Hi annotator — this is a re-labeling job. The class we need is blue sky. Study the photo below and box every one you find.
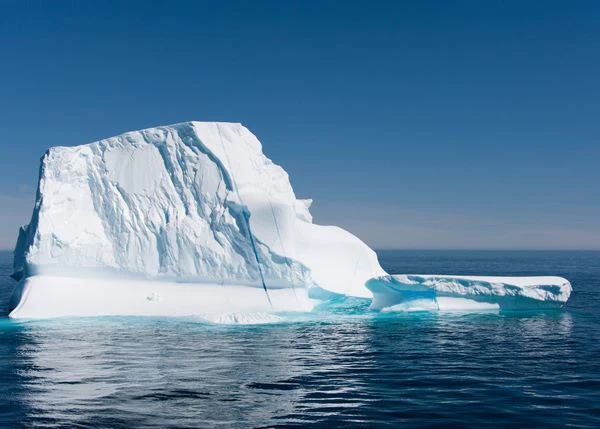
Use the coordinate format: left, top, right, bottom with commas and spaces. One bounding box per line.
0, 1, 599, 250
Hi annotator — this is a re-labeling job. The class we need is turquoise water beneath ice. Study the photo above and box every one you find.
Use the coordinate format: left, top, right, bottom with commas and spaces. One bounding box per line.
1, 250, 599, 428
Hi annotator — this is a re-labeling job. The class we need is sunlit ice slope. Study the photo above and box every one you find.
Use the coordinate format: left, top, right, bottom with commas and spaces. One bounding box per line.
10, 122, 385, 318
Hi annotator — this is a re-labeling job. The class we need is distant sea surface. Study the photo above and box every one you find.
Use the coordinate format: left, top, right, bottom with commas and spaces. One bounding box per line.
1, 250, 599, 428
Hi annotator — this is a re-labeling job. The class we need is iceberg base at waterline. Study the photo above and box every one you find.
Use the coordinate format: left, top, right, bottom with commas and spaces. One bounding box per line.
9, 275, 313, 321
366, 275, 572, 312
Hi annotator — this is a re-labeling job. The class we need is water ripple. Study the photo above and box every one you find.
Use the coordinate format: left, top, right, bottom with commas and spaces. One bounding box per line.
0, 251, 599, 428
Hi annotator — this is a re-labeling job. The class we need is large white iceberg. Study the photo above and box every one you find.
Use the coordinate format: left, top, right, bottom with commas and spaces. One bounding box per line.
10, 121, 385, 318
367, 275, 572, 311
9, 121, 572, 319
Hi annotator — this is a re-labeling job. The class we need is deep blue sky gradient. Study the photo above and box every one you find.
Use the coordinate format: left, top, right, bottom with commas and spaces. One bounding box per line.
1, 1, 599, 249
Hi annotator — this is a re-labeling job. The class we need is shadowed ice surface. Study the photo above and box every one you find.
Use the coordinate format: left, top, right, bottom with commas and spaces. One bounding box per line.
1, 251, 599, 428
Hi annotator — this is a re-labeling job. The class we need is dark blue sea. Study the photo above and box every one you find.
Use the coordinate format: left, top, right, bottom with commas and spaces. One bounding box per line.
1, 250, 599, 428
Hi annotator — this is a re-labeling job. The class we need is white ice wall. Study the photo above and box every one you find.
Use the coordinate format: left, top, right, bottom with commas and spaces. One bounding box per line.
13, 121, 385, 304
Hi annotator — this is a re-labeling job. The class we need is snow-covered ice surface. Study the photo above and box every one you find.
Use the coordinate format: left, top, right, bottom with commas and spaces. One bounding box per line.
367, 275, 572, 312
9, 121, 571, 319
10, 121, 384, 318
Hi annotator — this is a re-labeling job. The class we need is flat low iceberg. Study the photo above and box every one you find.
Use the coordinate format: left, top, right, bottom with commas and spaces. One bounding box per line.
367, 275, 572, 311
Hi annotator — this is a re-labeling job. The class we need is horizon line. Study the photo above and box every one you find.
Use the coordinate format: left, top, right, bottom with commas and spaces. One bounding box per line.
1, 247, 599, 253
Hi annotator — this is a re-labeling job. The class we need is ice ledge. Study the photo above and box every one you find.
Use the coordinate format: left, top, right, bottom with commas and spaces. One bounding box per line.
366, 275, 572, 311
9, 276, 313, 320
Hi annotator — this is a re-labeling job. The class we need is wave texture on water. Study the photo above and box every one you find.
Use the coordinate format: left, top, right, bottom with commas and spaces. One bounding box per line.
1, 251, 599, 428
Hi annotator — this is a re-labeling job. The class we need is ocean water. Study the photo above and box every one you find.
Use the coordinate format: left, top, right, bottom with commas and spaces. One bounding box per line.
1, 250, 599, 428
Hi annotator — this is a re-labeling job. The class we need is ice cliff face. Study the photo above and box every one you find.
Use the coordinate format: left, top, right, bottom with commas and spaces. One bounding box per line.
13, 122, 385, 297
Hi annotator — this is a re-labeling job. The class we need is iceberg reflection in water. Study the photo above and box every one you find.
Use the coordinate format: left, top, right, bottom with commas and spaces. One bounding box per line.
7, 316, 376, 427
1, 309, 583, 429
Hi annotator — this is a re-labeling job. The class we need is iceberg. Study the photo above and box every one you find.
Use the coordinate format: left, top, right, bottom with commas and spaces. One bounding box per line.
367, 275, 572, 312
9, 121, 385, 318
8, 120, 572, 319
